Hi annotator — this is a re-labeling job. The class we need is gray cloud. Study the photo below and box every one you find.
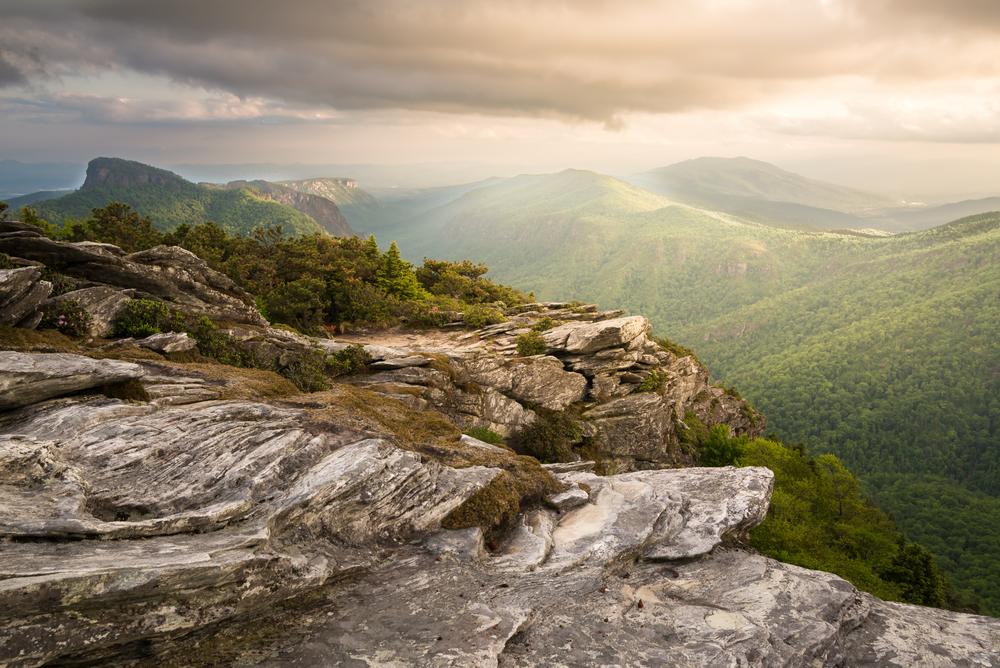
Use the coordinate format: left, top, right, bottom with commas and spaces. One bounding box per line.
0, 1, 999, 125
0, 50, 27, 87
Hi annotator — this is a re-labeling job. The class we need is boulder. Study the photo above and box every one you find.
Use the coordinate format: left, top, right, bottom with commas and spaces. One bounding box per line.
543, 315, 649, 354
456, 354, 587, 411
47, 285, 136, 337
583, 392, 683, 468
370, 354, 432, 370
0, 229, 265, 326
0, 351, 145, 410
0, 267, 51, 328
135, 331, 198, 354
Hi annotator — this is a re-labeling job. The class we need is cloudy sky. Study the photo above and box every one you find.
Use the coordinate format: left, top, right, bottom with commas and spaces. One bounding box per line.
2, 0, 1000, 196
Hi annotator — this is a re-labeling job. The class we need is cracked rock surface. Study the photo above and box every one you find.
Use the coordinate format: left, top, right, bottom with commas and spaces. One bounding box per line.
0, 352, 998, 666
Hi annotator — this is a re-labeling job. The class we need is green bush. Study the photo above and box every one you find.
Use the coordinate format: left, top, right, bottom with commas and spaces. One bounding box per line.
635, 369, 667, 393
464, 304, 506, 328
700, 424, 746, 466
40, 299, 92, 338
515, 330, 547, 356
653, 334, 699, 362
114, 299, 171, 337
281, 349, 331, 392
510, 409, 582, 463
262, 277, 328, 334
465, 426, 505, 445
531, 317, 556, 332
326, 344, 371, 377
184, 315, 252, 367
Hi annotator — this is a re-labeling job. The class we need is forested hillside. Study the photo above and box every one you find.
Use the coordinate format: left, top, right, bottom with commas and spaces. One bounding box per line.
32, 158, 332, 237
350, 172, 1000, 612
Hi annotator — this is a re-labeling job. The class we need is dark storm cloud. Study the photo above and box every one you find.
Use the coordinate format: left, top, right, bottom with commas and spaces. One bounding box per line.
1, 1, 999, 125
0, 50, 27, 87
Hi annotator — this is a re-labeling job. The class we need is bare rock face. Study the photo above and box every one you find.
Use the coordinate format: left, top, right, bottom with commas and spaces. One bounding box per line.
0, 267, 51, 328
47, 285, 137, 337
348, 304, 763, 469
0, 351, 144, 409
0, 223, 265, 326
0, 351, 996, 666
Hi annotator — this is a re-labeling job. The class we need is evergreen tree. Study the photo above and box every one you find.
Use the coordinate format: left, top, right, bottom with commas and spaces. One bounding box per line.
377, 241, 425, 300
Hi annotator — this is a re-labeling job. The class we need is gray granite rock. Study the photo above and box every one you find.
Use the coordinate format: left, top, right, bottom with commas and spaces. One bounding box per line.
0, 351, 144, 409
0, 267, 51, 327
48, 285, 136, 337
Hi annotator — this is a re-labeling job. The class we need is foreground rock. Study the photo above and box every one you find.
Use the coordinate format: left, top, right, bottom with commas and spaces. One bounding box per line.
0, 352, 996, 666
0, 267, 51, 329
0, 221, 265, 326
0, 350, 144, 409
351, 304, 764, 470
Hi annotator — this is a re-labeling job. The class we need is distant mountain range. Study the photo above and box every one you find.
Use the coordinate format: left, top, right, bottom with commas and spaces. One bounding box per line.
17, 158, 355, 237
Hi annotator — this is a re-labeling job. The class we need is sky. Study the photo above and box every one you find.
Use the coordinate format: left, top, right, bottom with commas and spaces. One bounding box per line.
1, 0, 1000, 197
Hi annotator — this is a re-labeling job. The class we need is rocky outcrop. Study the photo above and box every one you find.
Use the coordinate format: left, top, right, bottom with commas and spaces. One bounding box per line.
45, 285, 136, 337
350, 303, 763, 469
0, 351, 995, 666
221, 179, 355, 237
0, 350, 144, 409
0, 222, 266, 326
0, 267, 51, 328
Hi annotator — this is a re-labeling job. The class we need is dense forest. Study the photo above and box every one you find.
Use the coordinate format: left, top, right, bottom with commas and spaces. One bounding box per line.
0, 198, 972, 613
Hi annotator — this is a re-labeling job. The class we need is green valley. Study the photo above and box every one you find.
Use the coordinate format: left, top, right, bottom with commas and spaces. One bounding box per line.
350, 169, 1000, 613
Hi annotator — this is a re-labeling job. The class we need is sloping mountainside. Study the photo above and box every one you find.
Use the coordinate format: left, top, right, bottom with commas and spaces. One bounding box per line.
875, 196, 1000, 232
216, 179, 354, 236
629, 156, 895, 230
280, 176, 380, 215
339, 176, 507, 231
0, 218, 997, 664
5, 189, 74, 208
352, 171, 1000, 613
30, 158, 332, 237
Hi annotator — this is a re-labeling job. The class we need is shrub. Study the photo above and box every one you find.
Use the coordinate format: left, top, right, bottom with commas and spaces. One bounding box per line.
262, 276, 328, 334
114, 299, 171, 338
281, 349, 331, 392
184, 316, 252, 367
531, 317, 556, 332
700, 424, 746, 466
326, 344, 371, 377
464, 426, 505, 445
515, 330, 547, 356
635, 369, 667, 393
464, 304, 506, 328
653, 334, 699, 362
395, 297, 461, 328
510, 408, 582, 463
40, 299, 92, 338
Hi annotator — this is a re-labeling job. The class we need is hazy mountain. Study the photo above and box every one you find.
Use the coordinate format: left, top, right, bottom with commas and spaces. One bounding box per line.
629, 156, 896, 230
31, 158, 334, 237
875, 196, 1000, 231
355, 169, 1000, 611
279, 177, 381, 230
5, 189, 74, 208
216, 179, 354, 236
0, 160, 84, 200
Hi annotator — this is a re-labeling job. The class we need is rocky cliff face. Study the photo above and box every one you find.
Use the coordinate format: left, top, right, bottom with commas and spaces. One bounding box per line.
82, 157, 187, 190
220, 179, 355, 237
0, 228, 997, 666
